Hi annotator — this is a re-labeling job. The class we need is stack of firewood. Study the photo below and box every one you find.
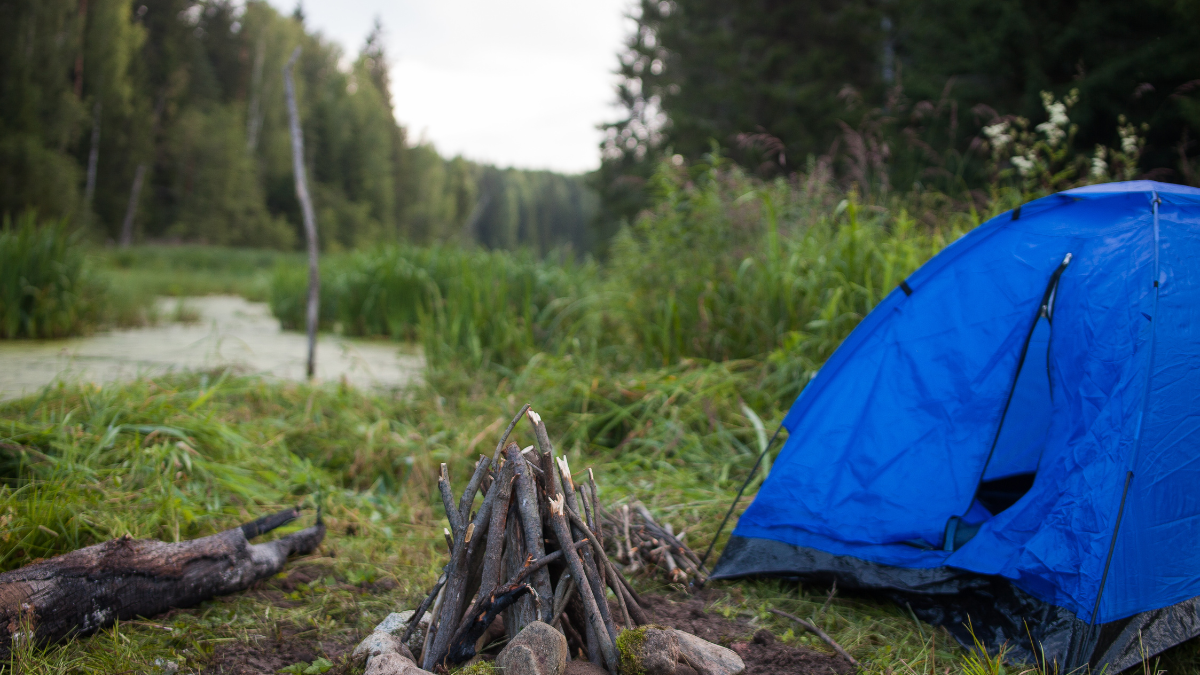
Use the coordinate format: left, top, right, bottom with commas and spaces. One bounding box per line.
401, 406, 649, 674
599, 502, 706, 586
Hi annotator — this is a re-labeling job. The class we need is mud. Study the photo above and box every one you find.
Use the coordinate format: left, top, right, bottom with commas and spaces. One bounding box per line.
641, 591, 856, 675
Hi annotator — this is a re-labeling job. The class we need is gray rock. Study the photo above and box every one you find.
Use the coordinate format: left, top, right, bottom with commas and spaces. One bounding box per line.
352, 631, 415, 667
672, 630, 744, 675
496, 620, 568, 675
641, 628, 682, 675
374, 611, 412, 634
364, 652, 434, 675
564, 661, 609, 675
370, 609, 432, 658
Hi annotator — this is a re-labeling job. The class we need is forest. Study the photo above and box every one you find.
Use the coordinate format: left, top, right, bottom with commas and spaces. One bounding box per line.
4, 1, 1200, 674
0, 0, 597, 253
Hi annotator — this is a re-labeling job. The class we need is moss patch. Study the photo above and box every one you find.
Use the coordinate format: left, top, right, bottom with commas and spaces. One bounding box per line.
617, 625, 673, 675
617, 626, 649, 675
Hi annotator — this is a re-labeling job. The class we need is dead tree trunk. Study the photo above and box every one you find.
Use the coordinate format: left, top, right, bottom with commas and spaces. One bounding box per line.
0, 508, 323, 661
283, 46, 320, 380
81, 99, 101, 230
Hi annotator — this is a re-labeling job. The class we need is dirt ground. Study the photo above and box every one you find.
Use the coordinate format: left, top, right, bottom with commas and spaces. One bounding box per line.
640, 591, 856, 675
204, 572, 855, 675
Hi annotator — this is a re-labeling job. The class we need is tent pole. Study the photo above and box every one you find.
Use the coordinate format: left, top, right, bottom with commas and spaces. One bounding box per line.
697, 423, 785, 580
1078, 194, 1162, 669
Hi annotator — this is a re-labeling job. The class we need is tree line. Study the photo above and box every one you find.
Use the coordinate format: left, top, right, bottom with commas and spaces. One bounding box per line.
0, 0, 597, 253
595, 0, 1200, 233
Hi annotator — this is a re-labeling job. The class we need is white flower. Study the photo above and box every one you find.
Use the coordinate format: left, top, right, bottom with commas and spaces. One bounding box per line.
1011, 155, 1035, 176
1037, 120, 1066, 147
983, 122, 1012, 151
1120, 128, 1139, 155
1045, 101, 1069, 128
1091, 146, 1108, 178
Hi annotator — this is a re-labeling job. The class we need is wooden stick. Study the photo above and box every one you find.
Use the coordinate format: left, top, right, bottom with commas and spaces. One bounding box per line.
528, 409, 564, 498
446, 579, 533, 665
422, 582, 446, 661
439, 463, 464, 538
502, 497, 531, 639
609, 562, 650, 626
563, 501, 635, 628
458, 455, 491, 526
558, 458, 619, 644
401, 572, 447, 644
549, 494, 619, 673
508, 443, 554, 624
475, 462, 515, 605
769, 608, 862, 670
551, 573, 576, 627
424, 474, 500, 670
587, 469, 604, 550
492, 403, 531, 467
559, 611, 586, 661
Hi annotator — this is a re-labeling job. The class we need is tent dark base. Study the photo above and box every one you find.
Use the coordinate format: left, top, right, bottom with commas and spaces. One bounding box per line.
711, 535, 1200, 672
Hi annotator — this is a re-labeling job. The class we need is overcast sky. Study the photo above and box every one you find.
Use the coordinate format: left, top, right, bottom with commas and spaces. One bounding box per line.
265, 0, 634, 174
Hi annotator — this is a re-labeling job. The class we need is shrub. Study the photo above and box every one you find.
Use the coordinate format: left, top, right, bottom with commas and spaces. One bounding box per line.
0, 211, 101, 339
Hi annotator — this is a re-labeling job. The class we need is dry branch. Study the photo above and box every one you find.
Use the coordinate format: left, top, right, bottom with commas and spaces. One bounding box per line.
508, 443, 553, 624
0, 508, 323, 660
769, 608, 862, 670
600, 501, 707, 587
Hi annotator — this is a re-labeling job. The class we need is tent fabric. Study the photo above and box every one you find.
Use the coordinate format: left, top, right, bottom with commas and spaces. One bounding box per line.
711, 181, 1200, 671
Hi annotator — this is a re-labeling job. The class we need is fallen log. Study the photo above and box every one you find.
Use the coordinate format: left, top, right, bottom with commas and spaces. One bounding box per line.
0, 507, 324, 660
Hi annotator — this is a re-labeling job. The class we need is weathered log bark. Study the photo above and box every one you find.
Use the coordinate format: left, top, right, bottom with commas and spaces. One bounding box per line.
0, 508, 323, 660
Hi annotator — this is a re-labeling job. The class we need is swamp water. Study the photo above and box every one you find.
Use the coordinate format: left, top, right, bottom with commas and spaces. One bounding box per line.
0, 296, 423, 400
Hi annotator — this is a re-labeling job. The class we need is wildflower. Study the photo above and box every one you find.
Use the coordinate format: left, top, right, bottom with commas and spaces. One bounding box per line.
1011, 155, 1035, 176
1118, 116, 1139, 156
983, 121, 1012, 151
1091, 145, 1108, 179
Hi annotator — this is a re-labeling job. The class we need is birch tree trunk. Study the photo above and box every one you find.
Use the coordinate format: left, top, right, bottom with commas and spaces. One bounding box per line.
118, 163, 145, 247
283, 46, 320, 379
82, 99, 101, 229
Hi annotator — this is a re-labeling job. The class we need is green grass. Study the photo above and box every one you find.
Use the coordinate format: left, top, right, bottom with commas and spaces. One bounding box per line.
96, 245, 300, 302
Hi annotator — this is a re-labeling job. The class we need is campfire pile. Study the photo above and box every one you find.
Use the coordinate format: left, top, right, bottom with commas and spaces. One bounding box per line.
600, 502, 706, 586
399, 405, 650, 673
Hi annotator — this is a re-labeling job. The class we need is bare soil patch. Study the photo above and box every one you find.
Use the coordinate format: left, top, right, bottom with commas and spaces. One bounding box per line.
641, 591, 856, 675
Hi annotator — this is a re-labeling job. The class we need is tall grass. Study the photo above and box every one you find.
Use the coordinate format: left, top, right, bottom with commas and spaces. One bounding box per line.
0, 212, 101, 339
267, 158, 999, 390
270, 245, 598, 369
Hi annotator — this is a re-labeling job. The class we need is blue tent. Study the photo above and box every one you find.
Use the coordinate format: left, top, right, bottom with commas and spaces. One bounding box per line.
711, 181, 1200, 671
